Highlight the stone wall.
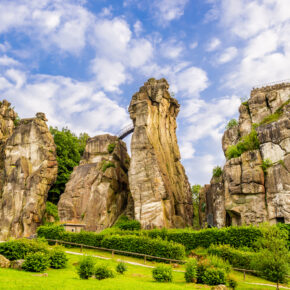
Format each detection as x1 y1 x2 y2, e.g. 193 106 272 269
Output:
129 78 193 229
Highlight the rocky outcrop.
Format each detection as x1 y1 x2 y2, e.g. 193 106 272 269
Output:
129 78 193 229
0 112 58 240
202 83 290 227
58 134 133 231
0 254 10 268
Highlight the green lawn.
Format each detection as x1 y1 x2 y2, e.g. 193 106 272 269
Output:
0 252 287 290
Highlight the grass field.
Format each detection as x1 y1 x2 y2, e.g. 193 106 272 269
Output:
0 251 287 290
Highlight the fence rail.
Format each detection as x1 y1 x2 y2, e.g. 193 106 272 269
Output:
45 238 185 264
252 78 290 89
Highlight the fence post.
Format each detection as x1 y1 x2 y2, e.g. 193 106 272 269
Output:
144 255 146 264
112 250 114 258
80 245 83 253
243 270 246 281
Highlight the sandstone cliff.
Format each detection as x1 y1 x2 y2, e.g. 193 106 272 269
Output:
201 83 290 227
129 78 193 229
58 134 133 231
0 111 58 239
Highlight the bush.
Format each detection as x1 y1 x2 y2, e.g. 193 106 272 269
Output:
226 119 238 129
212 166 222 178
116 262 127 274
202 268 226 285
184 258 197 283
118 220 141 231
152 265 173 282
94 264 115 280
0 238 49 260
197 258 211 283
107 143 116 153
207 244 256 269
226 129 260 160
22 252 50 272
101 235 185 260
37 224 65 240
45 201 59 222
261 159 273 174
227 276 238 289
102 161 115 172
49 247 68 269
77 256 95 279
208 255 231 273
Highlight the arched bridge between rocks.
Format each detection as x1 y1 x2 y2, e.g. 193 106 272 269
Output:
117 124 134 140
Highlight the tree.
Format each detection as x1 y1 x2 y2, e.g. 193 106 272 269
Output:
251 225 289 289
191 184 201 204
48 127 89 204
191 184 201 229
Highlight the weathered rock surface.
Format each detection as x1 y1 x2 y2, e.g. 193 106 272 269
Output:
10 259 24 270
129 78 193 229
201 83 290 226
0 112 58 240
0 254 10 268
58 134 133 231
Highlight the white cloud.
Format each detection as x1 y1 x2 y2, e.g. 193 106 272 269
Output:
0 55 20 67
152 0 189 25
133 20 143 36
189 42 198 49
217 46 238 64
180 142 195 159
206 37 221 51
161 39 184 59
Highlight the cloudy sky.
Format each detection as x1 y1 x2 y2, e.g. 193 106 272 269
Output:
0 0 289 185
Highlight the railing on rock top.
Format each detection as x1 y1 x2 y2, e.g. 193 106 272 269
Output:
117 124 134 140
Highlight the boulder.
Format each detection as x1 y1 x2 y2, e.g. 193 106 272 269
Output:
0 254 10 268
10 259 25 270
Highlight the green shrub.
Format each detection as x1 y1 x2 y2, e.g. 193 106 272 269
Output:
102 161 115 172
208 254 231 273
117 220 141 231
44 201 60 222
197 258 211 283
152 265 173 282
101 235 185 260
277 223 290 248
107 143 116 153
0 239 49 260
37 224 65 240
207 244 256 269
23 252 50 272
49 247 68 269
261 159 273 174
184 258 197 283
77 256 95 279
226 129 260 160
94 264 115 280
226 119 238 129
202 268 226 285
212 166 223 178
227 275 238 289
116 261 127 274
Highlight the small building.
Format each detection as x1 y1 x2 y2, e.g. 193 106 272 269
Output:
62 222 86 233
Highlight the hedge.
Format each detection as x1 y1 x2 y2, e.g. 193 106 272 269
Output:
101 235 185 260
207 244 257 269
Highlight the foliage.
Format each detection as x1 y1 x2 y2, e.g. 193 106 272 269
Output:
227 275 238 289
77 256 95 279
102 161 115 172
201 202 206 213
116 261 127 274
191 184 201 203
201 268 226 285
94 264 115 280
250 224 289 284
184 258 197 283
13 116 21 127
207 244 256 269
0 238 49 260
226 119 238 129
22 252 50 272
152 265 173 282
226 129 260 159
196 258 211 283
114 216 141 231
107 143 116 153
212 166 223 178
48 127 89 203
259 99 290 125
191 185 201 229
49 247 68 269
208 254 231 273
277 223 290 248
101 234 185 260
261 159 273 174
44 201 59 222
37 224 65 240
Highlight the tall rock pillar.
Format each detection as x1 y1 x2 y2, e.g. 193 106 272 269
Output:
129 78 193 229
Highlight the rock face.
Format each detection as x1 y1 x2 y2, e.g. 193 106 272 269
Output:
0 254 10 268
129 78 193 229
58 134 133 231
0 111 58 240
201 83 290 227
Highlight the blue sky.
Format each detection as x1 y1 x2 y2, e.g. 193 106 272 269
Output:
0 0 289 185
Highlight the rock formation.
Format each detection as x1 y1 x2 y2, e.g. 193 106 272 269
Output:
129 78 193 229
58 134 133 231
0 109 58 240
201 83 290 227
